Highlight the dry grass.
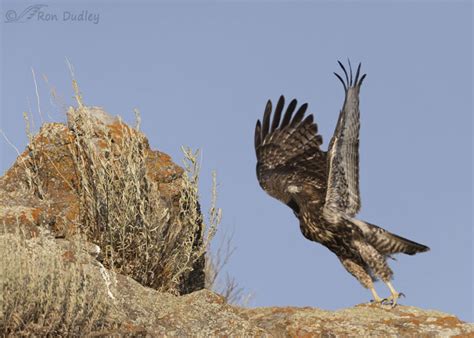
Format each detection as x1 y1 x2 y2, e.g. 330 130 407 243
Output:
0 225 114 336
63 78 219 294
21 111 46 200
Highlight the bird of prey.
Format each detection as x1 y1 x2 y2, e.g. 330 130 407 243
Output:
254 61 429 306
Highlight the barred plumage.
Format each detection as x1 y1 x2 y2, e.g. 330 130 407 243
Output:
255 61 429 305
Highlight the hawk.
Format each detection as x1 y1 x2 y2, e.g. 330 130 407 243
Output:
254 61 429 306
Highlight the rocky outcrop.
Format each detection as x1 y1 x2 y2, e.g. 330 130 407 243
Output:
0 107 182 237
49 238 474 336
109 289 474 336
0 106 204 294
3 226 472 337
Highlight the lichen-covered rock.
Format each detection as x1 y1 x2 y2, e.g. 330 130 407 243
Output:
0 106 204 294
4 226 471 336
0 107 182 237
74 249 474 337
240 304 473 337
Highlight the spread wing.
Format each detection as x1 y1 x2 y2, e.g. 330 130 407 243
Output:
324 61 366 218
255 96 326 212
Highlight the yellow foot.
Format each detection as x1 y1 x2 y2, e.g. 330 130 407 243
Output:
383 281 405 307
369 287 383 304
382 292 405 307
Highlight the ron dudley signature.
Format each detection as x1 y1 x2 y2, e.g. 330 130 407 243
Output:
5 4 100 24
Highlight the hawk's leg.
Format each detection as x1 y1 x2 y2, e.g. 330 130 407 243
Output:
354 241 394 282
382 281 405 307
339 258 382 303
369 287 383 303
353 241 404 305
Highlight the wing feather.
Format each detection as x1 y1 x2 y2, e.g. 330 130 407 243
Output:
270 96 285 132
281 98 297 127
290 103 308 126
261 100 272 139
255 96 326 205
324 60 366 217
254 120 262 151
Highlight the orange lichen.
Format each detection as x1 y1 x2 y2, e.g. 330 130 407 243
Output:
1 114 183 239
435 316 463 327
62 250 76 263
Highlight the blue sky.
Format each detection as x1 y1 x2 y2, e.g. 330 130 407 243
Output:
1 1 472 321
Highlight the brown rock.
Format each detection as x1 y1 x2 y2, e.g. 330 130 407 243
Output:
4 226 471 336
82 252 473 336
0 106 204 294
1 107 182 236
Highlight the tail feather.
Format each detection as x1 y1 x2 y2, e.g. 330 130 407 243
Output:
387 232 430 255
352 218 430 256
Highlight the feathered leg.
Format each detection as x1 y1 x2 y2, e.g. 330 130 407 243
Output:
353 241 405 307
340 258 382 303
354 241 394 280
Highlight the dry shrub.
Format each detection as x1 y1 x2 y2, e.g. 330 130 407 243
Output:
0 226 113 336
64 79 219 293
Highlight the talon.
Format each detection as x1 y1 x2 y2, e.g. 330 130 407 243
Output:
384 282 404 307
385 293 402 307
380 291 404 307
391 292 403 307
